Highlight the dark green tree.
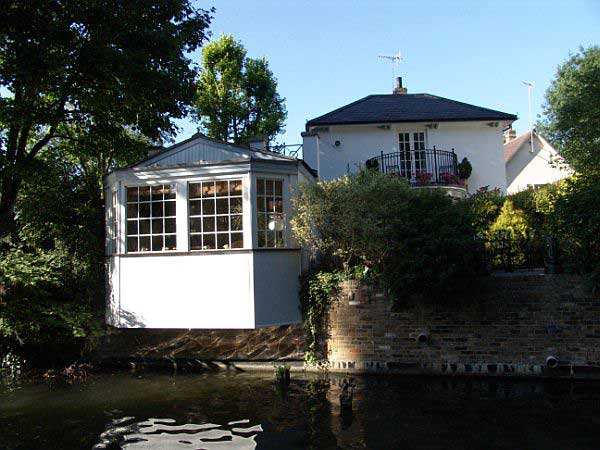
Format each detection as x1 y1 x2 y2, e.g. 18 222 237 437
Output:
195 34 287 146
539 46 600 173
0 0 213 236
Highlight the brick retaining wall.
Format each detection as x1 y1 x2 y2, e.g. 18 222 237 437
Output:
326 273 600 377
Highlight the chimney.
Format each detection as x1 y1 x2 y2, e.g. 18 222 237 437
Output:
248 136 266 152
393 77 407 95
503 126 517 144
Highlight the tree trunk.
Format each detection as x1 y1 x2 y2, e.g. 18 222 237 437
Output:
0 172 20 239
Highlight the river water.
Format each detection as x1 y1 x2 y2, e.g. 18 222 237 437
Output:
1 371 600 449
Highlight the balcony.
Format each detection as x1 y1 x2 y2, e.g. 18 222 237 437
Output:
365 147 467 196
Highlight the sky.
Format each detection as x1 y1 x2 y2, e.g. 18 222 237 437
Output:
175 0 600 145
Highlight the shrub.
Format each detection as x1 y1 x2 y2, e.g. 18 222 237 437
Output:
465 186 504 236
292 171 480 306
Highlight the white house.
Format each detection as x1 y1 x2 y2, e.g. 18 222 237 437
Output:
504 129 572 194
104 134 315 329
302 77 517 195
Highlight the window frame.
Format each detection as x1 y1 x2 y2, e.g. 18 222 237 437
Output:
125 183 178 254
187 178 245 252
255 177 287 249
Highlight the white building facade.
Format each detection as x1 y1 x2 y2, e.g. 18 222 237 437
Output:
104 135 315 329
504 130 572 194
302 79 517 194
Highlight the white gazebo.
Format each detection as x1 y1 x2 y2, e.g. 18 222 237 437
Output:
104 134 315 329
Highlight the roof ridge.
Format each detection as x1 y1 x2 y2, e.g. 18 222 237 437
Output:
306 95 376 128
422 93 517 117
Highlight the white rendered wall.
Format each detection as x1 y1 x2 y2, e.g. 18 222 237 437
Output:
109 253 255 329
303 122 508 192
253 250 302 327
506 137 572 194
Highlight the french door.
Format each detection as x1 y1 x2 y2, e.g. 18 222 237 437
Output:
398 132 427 179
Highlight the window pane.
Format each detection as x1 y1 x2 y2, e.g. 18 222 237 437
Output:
231 215 243 231
139 236 151 252
165 218 176 234
257 197 266 213
151 185 163 201
127 187 138 202
265 180 274 196
164 184 176 200
164 201 176 217
258 231 266 248
189 183 202 199
190 217 202 233
202 199 215 215
266 231 275 248
275 231 285 247
257 214 266 231
217 233 229 249
217 216 229 232
202 182 216 198
139 202 150 218
257 179 265 195
151 201 163 217
127 220 138 236
164 234 176 250
127 204 138 219
152 218 163 234
230 197 243 214
151 235 163 252
139 186 150 201
216 198 228 214
275 199 283 213
267 199 275 212
203 217 215 232
275 181 282 196
127 237 138 252
231 233 243 249
203 233 215 249
139 219 150 235
190 234 202 250
216 181 229 196
189 199 202 216
231 180 242 195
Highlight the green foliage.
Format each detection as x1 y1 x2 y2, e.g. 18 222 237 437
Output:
195 34 287 146
299 271 344 365
538 46 600 172
457 157 473 180
488 200 530 240
463 186 504 236
293 171 481 309
0 0 213 234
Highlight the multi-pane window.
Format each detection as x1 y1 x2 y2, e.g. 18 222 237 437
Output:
413 132 426 173
188 180 243 250
398 132 411 177
126 184 176 253
257 179 285 248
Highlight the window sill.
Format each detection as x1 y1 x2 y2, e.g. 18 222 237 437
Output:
109 247 301 257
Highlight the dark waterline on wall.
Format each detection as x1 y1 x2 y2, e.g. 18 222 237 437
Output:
1 371 600 449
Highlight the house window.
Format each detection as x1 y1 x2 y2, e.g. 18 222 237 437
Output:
126 184 177 253
413 132 426 173
257 179 285 248
108 190 118 253
188 180 243 250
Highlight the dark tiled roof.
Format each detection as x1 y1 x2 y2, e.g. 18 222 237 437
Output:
306 94 517 127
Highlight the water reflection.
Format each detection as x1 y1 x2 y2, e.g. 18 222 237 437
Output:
2 372 600 449
94 417 262 449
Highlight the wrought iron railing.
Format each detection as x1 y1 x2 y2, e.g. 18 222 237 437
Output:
365 146 461 186
270 143 303 159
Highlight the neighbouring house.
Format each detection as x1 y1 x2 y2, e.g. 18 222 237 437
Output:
302 77 517 195
104 134 315 329
504 128 572 194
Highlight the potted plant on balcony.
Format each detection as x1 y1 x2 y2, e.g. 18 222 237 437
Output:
415 172 433 186
457 157 472 188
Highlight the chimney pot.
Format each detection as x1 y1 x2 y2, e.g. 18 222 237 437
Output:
393 76 407 94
